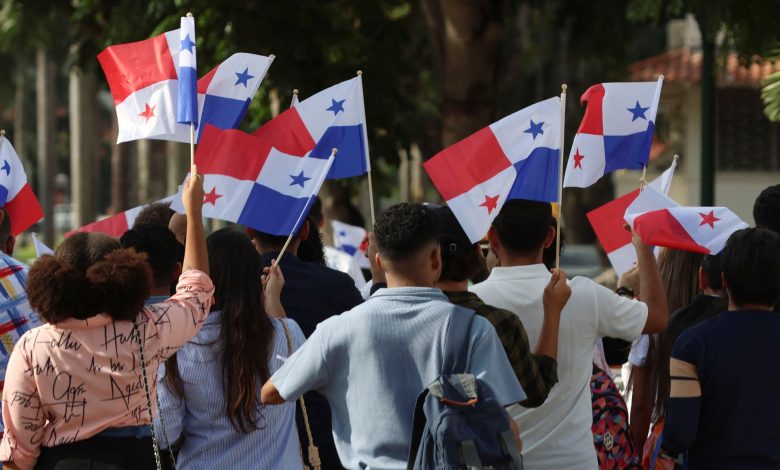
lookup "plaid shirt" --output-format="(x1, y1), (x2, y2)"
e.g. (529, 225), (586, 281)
(445, 290), (558, 408)
(0, 253), (41, 432)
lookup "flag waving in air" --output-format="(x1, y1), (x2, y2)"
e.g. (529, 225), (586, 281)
(98, 30), (272, 143)
(564, 78), (663, 188)
(0, 135), (43, 236)
(66, 196), (177, 238)
(586, 158), (677, 275)
(98, 29), (188, 143)
(624, 194), (748, 255)
(177, 15), (198, 127)
(173, 125), (334, 236)
(423, 97), (562, 242)
(197, 53), (274, 139)
(252, 75), (369, 179)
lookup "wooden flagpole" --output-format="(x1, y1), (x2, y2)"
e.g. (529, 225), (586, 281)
(273, 148), (339, 267)
(356, 70), (376, 226)
(555, 84), (567, 270)
(187, 12), (196, 171)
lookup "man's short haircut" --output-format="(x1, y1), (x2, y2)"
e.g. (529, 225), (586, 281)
(134, 202), (176, 228)
(701, 254), (723, 291)
(374, 203), (440, 262)
(720, 228), (780, 306)
(491, 200), (553, 256)
(753, 184), (780, 235)
(433, 206), (481, 282)
(120, 223), (179, 287)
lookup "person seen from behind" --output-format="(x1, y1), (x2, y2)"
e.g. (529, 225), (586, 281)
(432, 205), (567, 407)
(663, 228), (780, 468)
(0, 172), (212, 470)
(471, 199), (669, 470)
(261, 202), (553, 469)
(156, 228), (302, 468)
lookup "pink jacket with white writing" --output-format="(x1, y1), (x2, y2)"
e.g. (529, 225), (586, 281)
(0, 270), (214, 469)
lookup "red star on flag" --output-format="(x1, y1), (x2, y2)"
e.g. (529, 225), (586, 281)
(203, 187), (222, 206)
(138, 103), (156, 123)
(480, 194), (500, 214)
(573, 148), (585, 169)
(698, 210), (720, 229)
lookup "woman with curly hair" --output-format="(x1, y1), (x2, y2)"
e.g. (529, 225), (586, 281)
(157, 228), (300, 469)
(0, 174), (212, 470)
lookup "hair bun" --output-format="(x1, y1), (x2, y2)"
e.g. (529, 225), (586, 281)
(87, 248), (152, 322)
(27, 255), (90, 323)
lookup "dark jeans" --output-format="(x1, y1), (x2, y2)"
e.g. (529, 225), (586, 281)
(35, 435), (156, 470)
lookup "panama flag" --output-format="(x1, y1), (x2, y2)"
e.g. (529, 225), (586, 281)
(98, 29), (190, 143)
(65, 195), (177, 238)
(98, 30), (272, 143)
(172, 125), (334, 235)
(252, 76), (369, 179)
(625, 190), (748, 255)
(564, 78), (663, 188)
(423, 97), (561, 242)
(177, 15), (198, 126)
(332, 220), (366, 256)
(587, 158), (677, 275)
(196, 53), (274, 139)
(32, 233), (54, 258)
(0, 135), (43, 236)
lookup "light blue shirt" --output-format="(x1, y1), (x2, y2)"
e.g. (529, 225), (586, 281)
(272, 287), (526, 470)
(155, 312), (306, 469)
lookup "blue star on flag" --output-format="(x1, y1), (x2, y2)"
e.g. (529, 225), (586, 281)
(180, 34), (196, 53)
(524, 120), (544, 140)
(234, 68), (254, 87)
(326, 98), (346, 115)
(289, 171), (311, 188)
(627, 100), (650, 122)
(1, 161), (9, 176)
(338, 230), (347, 238)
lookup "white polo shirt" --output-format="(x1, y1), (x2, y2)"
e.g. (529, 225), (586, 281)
(471, 264), (648, 470)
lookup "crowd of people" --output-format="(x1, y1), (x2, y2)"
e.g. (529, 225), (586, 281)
(0, 173), (778, 470)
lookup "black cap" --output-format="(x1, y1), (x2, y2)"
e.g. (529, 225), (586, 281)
(431, 206), (474, 254)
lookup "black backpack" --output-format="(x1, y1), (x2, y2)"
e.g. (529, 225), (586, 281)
(407, 310), (524, 470)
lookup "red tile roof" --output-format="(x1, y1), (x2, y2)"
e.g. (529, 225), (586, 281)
(629, 48), (780, 87)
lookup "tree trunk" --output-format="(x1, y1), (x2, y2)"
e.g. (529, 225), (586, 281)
(36, 49), (56, 245)
(68, 66), (98, 227)
(110, 114), (127, 214)
(137, 139), (151, 203)
(422, 0), (504, 145)
(700, 35), (716, 206)
(166, 142), (188, 196)
(13, 66), (25, 167)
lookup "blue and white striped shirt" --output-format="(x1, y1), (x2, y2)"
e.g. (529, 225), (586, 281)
(155, 312), (306, 469)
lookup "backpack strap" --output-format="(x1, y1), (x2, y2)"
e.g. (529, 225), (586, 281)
(442, 308), (476, 374)
(406, 389), (429, 470)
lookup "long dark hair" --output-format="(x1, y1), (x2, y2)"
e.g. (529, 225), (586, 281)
(166, 228), (275, 433)
(638, 249), (704, 422)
